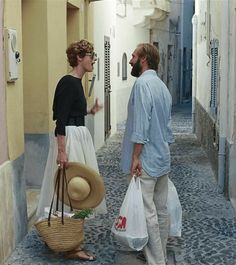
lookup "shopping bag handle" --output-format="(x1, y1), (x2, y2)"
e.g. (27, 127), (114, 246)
(47, 166), (73, 226)
(131, 175), (141, 190)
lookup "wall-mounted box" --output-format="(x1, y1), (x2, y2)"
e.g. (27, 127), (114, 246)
(4, 28), (20, 82)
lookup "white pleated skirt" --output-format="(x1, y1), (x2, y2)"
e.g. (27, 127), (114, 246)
(36, 126), (107, 218)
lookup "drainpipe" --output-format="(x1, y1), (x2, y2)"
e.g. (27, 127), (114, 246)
(179, 0), (184, 103)
(191, 14), (197, 133)
(218, 0), (229, 193)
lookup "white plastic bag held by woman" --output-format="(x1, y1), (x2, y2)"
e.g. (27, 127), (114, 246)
(111, 177), (148, 251)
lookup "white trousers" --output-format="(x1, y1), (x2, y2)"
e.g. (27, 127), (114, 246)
(140, 171), (169, 265)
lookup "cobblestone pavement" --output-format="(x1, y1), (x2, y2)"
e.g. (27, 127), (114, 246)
(5, 103), (236, 265)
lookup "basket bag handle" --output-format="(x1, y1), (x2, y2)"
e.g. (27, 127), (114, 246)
(47, 166), (73, 226)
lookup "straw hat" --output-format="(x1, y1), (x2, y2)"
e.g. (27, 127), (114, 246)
(56, 162), (105, 209)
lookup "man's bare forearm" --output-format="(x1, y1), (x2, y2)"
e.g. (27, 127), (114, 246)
(132, 143), (144, 159)
(131, 143), (144, 176)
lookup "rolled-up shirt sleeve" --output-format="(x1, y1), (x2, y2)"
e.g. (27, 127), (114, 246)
(130, 81), (152, 144)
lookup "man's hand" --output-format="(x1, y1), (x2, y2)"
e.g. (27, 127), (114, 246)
(131, 156), (142, 176)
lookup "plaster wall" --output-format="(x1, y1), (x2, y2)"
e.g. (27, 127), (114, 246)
(115, 3), (149, 124)
(227, 3), (236, 143)
(0, 158), (27, 265)
(91, 1), (150, 150)
(151, 19), (170, 85)
(0, 0), (8, 164)
(228, 1), (236, 210)
(194, 0), (236, 204)
(1, 1), (28, 262)
(0, 162), (14, 265)
(22, 0), (49, 133)
(89, 0), (116, 150)
(22, 0), (89, 187)
(194, 0), (222, 112)
(4, 0), (24, 160)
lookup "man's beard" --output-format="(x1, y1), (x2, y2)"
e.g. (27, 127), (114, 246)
(131, 59), (142, 77)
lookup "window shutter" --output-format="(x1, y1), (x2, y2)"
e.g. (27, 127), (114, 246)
(210, 39), (219, 116)
(104, 40), (110, 91)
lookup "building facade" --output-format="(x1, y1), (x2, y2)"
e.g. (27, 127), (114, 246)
(90, 0), (192, 129)
(0, 0), (195, 263)
(149, 0), (194, 105)
(192, 0), (236, 210)
(0, 1), (93, 264)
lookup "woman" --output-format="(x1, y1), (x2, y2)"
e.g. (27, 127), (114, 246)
(36, 39), (106, 261)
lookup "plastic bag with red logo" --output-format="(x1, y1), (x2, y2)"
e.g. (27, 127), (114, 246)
(111, 177), (148, 251)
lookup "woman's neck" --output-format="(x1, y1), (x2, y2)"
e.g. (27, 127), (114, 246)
(70, 66), (85, 79)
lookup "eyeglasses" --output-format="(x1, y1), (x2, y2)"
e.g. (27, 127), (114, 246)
(85, 52), (97, 59)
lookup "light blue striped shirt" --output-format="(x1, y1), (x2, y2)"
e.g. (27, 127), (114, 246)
(120, 70), (174, 177)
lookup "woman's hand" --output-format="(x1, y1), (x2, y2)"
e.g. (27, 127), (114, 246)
(56, 135), (68, 169)
(57, 150), (68, 169)
(90, 98), (103, 115)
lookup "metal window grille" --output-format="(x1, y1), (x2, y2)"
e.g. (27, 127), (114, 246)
(210, 39), (219, 116)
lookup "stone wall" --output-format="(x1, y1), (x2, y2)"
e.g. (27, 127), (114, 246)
(194, 98), (219, 180)
(0, 160), (27, 265)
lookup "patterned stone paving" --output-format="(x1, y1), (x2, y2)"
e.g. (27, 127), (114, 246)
(168, 104), (236, 265)
(5, 103), (236, 265)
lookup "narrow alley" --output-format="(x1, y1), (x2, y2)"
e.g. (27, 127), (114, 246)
(5, 104), (236, 265)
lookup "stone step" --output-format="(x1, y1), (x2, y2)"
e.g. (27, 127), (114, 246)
(26, 188), (40, 229)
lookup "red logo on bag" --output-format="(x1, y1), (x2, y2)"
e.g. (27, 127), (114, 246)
(115, 216), (127, 231)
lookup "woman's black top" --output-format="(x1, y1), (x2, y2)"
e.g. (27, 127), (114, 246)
(52, 75), (87, 136)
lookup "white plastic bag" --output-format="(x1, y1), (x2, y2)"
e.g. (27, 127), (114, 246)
(167, 178), (182, 237)
(111, 177), (148, 251)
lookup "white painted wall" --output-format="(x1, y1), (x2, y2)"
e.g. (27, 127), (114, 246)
(227, 2), (236, 143)
(90, 0), (116, 150)
(194, 0), (236, 138)
(150, 0), (182, 104)
(90, 0), (149, 150)
(151, 19), (169, 84)
(194, 0), (236, 208)
(228, 1), (236, 208)
(0, 0), (8, 164)
(194, 0), (219, 112)
(115, 3), (149, 124)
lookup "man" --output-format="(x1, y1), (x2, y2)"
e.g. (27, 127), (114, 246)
(121, 43), (174, 265)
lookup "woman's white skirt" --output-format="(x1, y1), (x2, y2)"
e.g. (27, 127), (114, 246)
(36, 126), (107, 218)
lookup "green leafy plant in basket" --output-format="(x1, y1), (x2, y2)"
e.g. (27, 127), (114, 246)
(72, 208), (93, 219)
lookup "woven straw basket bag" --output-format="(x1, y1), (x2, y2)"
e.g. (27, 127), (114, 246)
(35, 217), (84, 252)
(35, 167), (84, 252)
